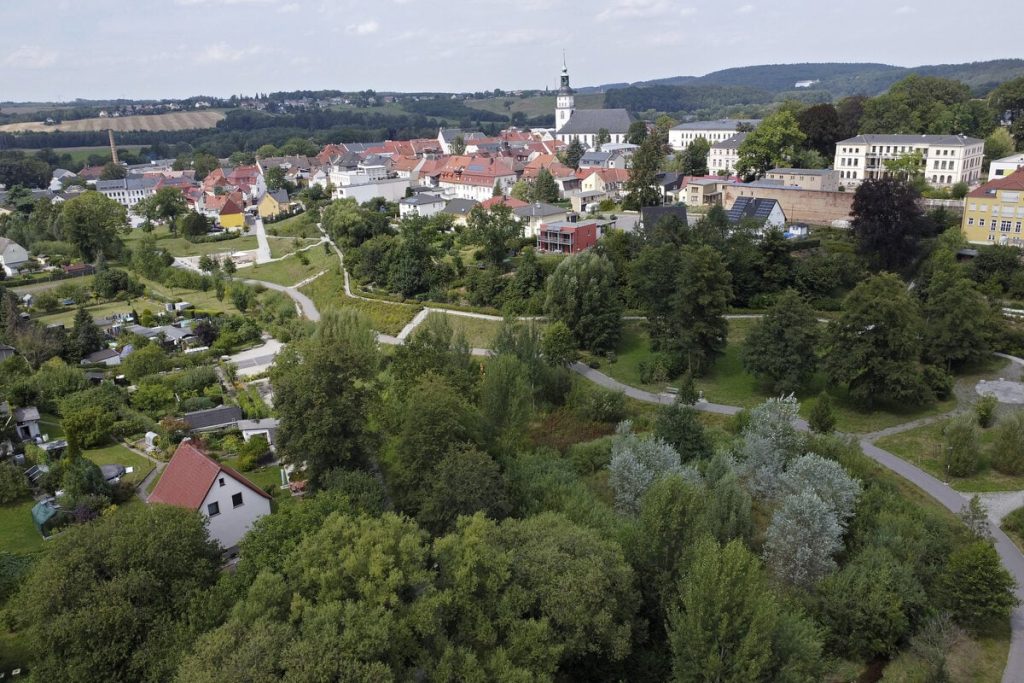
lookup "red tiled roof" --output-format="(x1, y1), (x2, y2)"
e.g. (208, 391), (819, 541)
(968, 170), (1024, 198)
(149, 440), (270, 510)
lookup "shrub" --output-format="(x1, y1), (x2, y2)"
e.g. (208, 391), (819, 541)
(943, 415), (982, 478)
(990, 412), (1024, 475)
(975, 395), (998, 428)
(568, 383), (626, 424)
(566, 436), (613, 475)
(938, 541), (1018, 634)
(236, 435), (269, 471)
(808, 393), (837, 433)
(0, 462), (31, 504)
(923, 365), (954, 401)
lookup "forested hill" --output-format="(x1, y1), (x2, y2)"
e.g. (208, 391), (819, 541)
(585, 59), (1024, 100)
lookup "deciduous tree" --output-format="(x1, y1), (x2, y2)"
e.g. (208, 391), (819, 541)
(741, 289), (820, 394)
(545, 250), (622, 352)
(736, 110), (806, 181)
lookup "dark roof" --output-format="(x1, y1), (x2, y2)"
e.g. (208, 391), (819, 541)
(182, 405), (243, 431)
(641, 205), (689, 229)
(727, 197), (783, 225)
(83, 348), (120, 363)
(558, 109), (632, 135)
(837, 134), (982, 146)
(442, 199), (479, 215)
(671, 118), (761, 131)
(711, 132), (748, 150)
(513, 202), (566, 219)
(268, 189), (289, 204)
(400, 193), (446, 206)
(768, 168), (834, 176)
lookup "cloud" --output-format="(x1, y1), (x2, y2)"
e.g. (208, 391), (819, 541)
(176, 0), (274, 4)
(596, 0), (688, 22)
(735, 3), (754, 13)
(194, 43), (262, 64)
(346, 20), (380, 35)
(894, 5), (916, 14)
(277, 2), (300, 12)
(2, 46), (58, 69)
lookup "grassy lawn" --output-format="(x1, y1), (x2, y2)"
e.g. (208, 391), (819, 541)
(124, 226), (259, 257)
(11, 273), (96, 294)
(244, 247), (334, 286)
(265, 213), (318, 239)
(267, 236), (322, 259)
(34, 296), (165, 327)
(83, 443), (155, 487)
(221, 457), (284, 495)
(0, 499), (44, 555)
(875, 419), (1018, 492)
(419, 312), (538, 348)
(299, 269), (421, 335)
(134, 274), (240, 315)
(38, 413), (65, 439)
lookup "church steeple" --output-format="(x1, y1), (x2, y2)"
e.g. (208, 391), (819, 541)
(555, 54), (575, 132)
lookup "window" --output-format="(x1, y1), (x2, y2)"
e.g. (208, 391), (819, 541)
(219, 477), (225, 487)
(232, 492), (244, 508)
(207, 502), (220, 517)
(968, 217), (974, 225)
(980, 219), (986, 227)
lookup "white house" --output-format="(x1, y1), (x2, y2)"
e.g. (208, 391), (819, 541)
(726, 196), (787, 233)
(708, 133), (747, 176)
(399, 193), (447, 218)
(238, 418), (279, 447)
(0, 237), (30, 276)
(833, 134), (984, 188)
(94, 177), (159, 209)
(988, 153), (1024, 182)
(148, 440), (272, 550)
(0, 402), (41, 442)
(669, 119), (761, 152)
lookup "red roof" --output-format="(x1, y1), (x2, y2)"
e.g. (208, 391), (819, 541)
(149, 440), (270, 510)
(968, 171), (1024, 198)
(481, 196), (528, 210)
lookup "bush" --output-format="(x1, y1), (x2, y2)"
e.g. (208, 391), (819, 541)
(808, 393), (837, 434)
(0, 461), (31, 504)
(923, 365), (954, 401)
(180, 396), (216, 413)
(236, 435), (269, 471)
(566, 436), (613, 475)
(568, 383), (627, 424)
(975, 395), (998, 428)
(638, 354), (670, 385)
(991, 412), (1024, 475)
(943, 415), (982, 478)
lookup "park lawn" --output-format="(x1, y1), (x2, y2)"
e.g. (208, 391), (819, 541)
(244, 248), (334, 286)
(134, 275), (240, 315)
(38, 413), (65, 439)
(874, 419), (1018, 492)
(299, 269), (421, 335)
(83, 443), (155, 487)
(267, 236), (322, 259)
(221, 457), (284, 495)
(265, 213), (318, 239)
(0, 499), (44, 555)
(420, 312), (537, 349)
(11, 273), (96, 295)
(34, 296), (166, 327)
(124, 226), (259, 257)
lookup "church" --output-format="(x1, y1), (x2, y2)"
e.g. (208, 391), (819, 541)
(553, 62), (632, 149)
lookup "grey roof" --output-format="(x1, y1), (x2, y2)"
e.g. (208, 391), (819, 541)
(671, 118), (761, 131)
(641, 204), (689, 228)
(558, 109), (632, 135)
(768, 168), (835, 176)
(514, 202), (566, 219)
(711, 133), (748, 150)
(268, 189), (290, 204)
(237, 418), (280, 432)
(13, 405), (40, 423)
(0, 237), (25, 252)
(400, 194), (446, 206)
(154, 325), (192, 342)
(579, 151), (612, 164)
(183, 405), (243, 431)
(126, 324), (159, 338)
(83, 348), (120, 363)
(95, 177), (159, 192)
(727, 197), (782, 225)
(442, 199), (479, 215)
(837, 134), (983, 146)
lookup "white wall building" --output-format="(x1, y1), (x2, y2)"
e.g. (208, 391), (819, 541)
(95, 177), (159, 209)
(988, 152), (1024, 182)
(399, 193), (447, 218)
(833, 134), (984, 188)
(0, 237), (30, 276)
(332, 178), (410, 204)
(669, 119), (761, 152)
(708, 133), (747, 176)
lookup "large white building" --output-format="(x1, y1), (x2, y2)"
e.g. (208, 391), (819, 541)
(669, 119), (761, 152)
(95, 177), (159, 209)
(833, 134), (984, 188)
(988, 152), (1024, 182)
(553, 63), (631, 149)
(708, 133), (747, 176)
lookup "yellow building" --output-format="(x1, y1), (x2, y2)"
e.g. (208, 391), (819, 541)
(962, 171), (1024, 247)
(258, 189), (291, 219)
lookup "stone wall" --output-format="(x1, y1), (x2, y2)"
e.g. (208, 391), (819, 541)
(723, 185), (855, 225)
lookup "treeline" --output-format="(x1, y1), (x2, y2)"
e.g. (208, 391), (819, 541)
(604, 84), (774, 114)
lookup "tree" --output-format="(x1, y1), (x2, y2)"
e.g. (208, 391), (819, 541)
(595, 128), (611, 151)
(991, 412), (1024, 475)
(990, 77), (1024, 147)
(922, 258), (1000, 370)
(742, 289), (820, 394)
(985, 127), (1015, 161)
(763, 490), (843, 587)
(479, 353), (532, 445)
(99, 161), (127, 180)
(817, 547), (925, 659)
(824, 273), (930, 407)
(851, 178), (927, 271)
(9, 505), (220, 683)
(622, 132), (663, 210)
(780, 453), (861, 527)
(938, 541), (1018, 633)
(0, 461), (30, 504)
(627, 120), (648, 145)
(466, 204), (520, 268)
(860, 75), (977, 135)
(796, 103), (842, 158)
(179, 210), (211, 238)
(667, 245), (732, 375)
(417, 445), (510, 534)
(668, 538), (823, 682)
(60, 192), (128, 261)
(944, 413), (982, 477)
(545, 250), (622, 352)
(736, 110), (806, 181)
(270, 309), (379, 488)
(958, 495), (993, 540)
(808, 393), (836, 434)
(654, 400), (712, 462)
(532, 167), (560, 202)
(679, 136), (710, 176)
(92, 268), (139, 299)
(609, 420), (684, 514)
(541, 320), (577, 366)
(121, 342), (166, 381)
(561, 138), (585, 169)
(450, 134), (466, 155)
(70, 306), (103, 360)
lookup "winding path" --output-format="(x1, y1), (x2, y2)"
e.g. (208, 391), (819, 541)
(267, 220), (1024, 681)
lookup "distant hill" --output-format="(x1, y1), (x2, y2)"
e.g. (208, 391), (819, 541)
(582, 59), (1024, 99)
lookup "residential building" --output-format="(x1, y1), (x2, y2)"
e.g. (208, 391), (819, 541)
(238, 418), (279, 447)
(553, 63), (631, 149)
(438, 157), (517, 202)
(536, 215), (606, 254)
(148, 440), (272, 550)
(669, 119), (761, 151)
(398, 193), (447, 219)
(440, 198), (479, 226)
(0, 237), (30, 276)
(81, 348), (122, 367)
(95, 177), (159, 209)
(962, 171), (1024, 246)
(681, 177), (727, 206)
(514, 202), (569, 238)
(331, 178), (410, 203)
(437, 128), (483, 154)
(579, 168), (629, 196)
(708, 133), (747, 175)
(199, 195), (245, 230)
(0, 402), (41, 442)
(258, 189), (293, 219)
(726, 196), (787, 232)
(988, 153), (1024, 182)
(833, 134), (984, 188)
(765, 168), (839, 192)
(182, 405), (243, 433)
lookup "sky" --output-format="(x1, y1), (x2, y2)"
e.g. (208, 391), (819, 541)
(2, 0), (1023, 102)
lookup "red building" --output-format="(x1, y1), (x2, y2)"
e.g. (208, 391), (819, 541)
(536, 216), (602, 254)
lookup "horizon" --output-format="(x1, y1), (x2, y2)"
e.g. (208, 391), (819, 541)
(2, 0), (1022, 101)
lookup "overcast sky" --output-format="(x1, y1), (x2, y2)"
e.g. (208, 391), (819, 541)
(2, 0), (1022, 102)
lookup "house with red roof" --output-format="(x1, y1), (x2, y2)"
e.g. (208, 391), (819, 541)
(148, 439), (272, 550)
(438, 155), (518, 202)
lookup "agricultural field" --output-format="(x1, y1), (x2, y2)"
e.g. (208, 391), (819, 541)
(465, 93), (605, 118)
(11, 145), (145, 165)
(0, 110), (224, 133)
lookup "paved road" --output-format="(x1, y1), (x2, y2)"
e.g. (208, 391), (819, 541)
(253, 216), (272, 264)
(240, 278), (320, 321)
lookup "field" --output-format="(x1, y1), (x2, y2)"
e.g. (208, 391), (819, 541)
(265, 212), (319, 239)
(11, 145), (145, 165)
(34, 296), (166, 327)
(267, 236), (322, 259)
(465, 93), (605, 119)
(83, 443), (155, 488)
(418, 312), (533, 349)
(0, 499), (44, 556)
(299, 269), (421, 335)
(243, 248), (334, 287)
(0, 110), (224, 133)
(134, 274), (241, 315)
(123, 227), (259, 258)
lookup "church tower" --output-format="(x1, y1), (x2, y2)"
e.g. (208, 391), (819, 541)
(555, 56), (575, 132)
